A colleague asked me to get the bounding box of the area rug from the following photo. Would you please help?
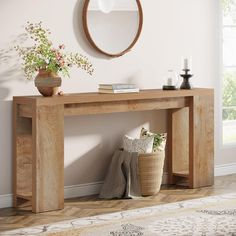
[1,193,236,236]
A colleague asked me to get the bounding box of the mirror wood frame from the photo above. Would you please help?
[82,0,143,58]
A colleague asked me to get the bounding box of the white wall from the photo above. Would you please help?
[0,0,226,198]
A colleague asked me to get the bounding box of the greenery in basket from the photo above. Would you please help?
[15,22,94,80]
[140,127,167,152]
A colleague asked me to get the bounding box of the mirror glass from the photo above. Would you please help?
[83,0,142,57]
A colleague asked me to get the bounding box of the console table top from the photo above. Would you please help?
[13,88,213,106]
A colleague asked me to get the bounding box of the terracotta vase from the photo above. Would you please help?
[34,70,62,97]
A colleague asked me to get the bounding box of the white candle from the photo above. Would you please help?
[182,57,192,70]
[183,58,188,70]
[167,77,173,86]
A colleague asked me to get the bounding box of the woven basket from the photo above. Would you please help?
[138,151,165,196]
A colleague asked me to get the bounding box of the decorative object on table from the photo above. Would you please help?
[57,90,64,96]
[34,69,62,97]
[98,83,139,93]
[180,57,193,89]
[15,22,94,97]
[99,83,136,90]
[162,69,179,90]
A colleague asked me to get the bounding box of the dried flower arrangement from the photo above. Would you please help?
[15,22,94,80]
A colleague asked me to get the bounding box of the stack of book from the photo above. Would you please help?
[98,83,139,94]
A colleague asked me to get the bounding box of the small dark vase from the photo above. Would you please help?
[180,69,193,90]
[34,70,62,97]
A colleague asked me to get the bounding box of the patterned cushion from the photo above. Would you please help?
[123,135,154,154]
[140,127,167,152]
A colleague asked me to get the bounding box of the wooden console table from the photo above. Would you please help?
[13,88,214,213]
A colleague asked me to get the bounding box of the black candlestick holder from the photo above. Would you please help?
[180,69,193,89]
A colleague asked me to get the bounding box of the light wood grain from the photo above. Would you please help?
[16,135,32,197]
[32,104,64,213]
[18,104,32,118]
[190,94,214,188]
[172,108,189,174]
[14,89,214,107]
[64,97,187,116]
[168,107,189,186]
[13,100,32,208]
[13,100,18,208]
[172,170,189,178]
[13,88,214,213]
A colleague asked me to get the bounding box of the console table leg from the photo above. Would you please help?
[13,101,18,208]
[13,101,33,208]
[168,108,189,185]
[189,95,214,188]
[32,105,64,213]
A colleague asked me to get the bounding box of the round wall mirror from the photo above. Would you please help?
[82,0,143,57]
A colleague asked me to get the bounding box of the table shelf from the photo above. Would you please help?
[172,171,189,178]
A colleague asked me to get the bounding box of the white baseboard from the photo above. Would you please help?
[1,163,236,209]
[214,163,236,176]
[0,194,13,209]
[0,174,169,209]
[64,181,103,199]
[0,181,104,209]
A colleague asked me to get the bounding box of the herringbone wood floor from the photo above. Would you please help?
[0,174,236,232]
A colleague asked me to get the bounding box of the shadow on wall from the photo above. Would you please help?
[0,84,9,100]
[0,34,28,194]
[0,33,27,100]
[72,0,110,60]
[64,110,167,186]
